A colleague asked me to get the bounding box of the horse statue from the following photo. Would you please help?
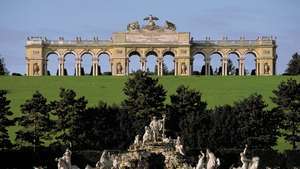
[127,21,140,31]
[164,20,176,31]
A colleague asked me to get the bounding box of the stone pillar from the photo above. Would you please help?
[140,57,146,72]
[174,59,178,76]
[222,58,228,76]
[92,57,98,76]
[75,58,81,76]
[256,59,260,76]
[239,58,245,76]
[205,57,210,75]
[157,58,163,76]
[59,59,64,76]
[125,58,129,75]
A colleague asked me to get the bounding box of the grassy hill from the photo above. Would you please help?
[0,75,299,151]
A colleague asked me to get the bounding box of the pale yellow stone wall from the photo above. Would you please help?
[25,34,276,76]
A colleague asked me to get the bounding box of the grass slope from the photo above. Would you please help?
[0,75,299,151]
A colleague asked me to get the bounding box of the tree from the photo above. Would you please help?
[209,94,282,149]
[271,79,300,149]
[285,52,300,75]
[233,94,282,149]
[15,91,52,150]
[166,85,209,149]
[121,71,166,136]
[0,90,13,149]
[0,56,9,75]
[74,101,131,150]
[50,88,87,147]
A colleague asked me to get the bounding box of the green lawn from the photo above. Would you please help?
[0,75,299,151]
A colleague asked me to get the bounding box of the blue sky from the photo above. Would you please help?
[0,0,299,74]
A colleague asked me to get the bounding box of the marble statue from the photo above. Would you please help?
[116,63,122,74]
[56,148,79,169]
[149,116,163,142]
[95,150,113,169]
[111,154,120,169]
[175,136,185,155]
[134,134,140,145]
[195,151,205,169]
[240,145,251,169]
[143,126,152,145]
[33,63,40,76]
[206,149,220,169]
[231,145,260,169]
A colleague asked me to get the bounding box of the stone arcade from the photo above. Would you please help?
[26,15,277,76]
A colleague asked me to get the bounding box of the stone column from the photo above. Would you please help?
[256,59,260,76]
[140,57,146,72]
[239,58,245,76]
[92,57,98,76]
[125,58,129,75]
[26,62,30,76]
[174,59,178,76]
[58,58,64,76]
[222,58,228,76]
[157,58,163,76]
[75,58,81,76]
[205,57,210,75]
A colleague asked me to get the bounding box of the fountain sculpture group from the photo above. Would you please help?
[56,115,260,169]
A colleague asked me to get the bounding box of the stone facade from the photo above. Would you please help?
[25,16,277,76]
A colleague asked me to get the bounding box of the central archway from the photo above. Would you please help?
[146,51,158,75]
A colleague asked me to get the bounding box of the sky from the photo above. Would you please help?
[0,0,299,75]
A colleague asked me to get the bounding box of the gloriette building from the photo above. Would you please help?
[25,15,277,76]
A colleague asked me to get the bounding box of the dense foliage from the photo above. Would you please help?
[121,71,166,136]
[272,79,300,149]
[166,85,209,149]
[0,90,13,149]
[285,53,300,75]
[50,88,88,147]
[15,91,53,148]
[0,72,297,152]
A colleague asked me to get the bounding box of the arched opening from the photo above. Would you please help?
[210,53,222,75]
[163,51,175,75]
[146,51,157,75]
[64,52,76,76]
[98,53,111,75]
[193,52,205,75]
[129,51,141,74]
[245,52,256,75]
[46,52,59,76]
[227,52,240,75]
[81,52,93,76]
